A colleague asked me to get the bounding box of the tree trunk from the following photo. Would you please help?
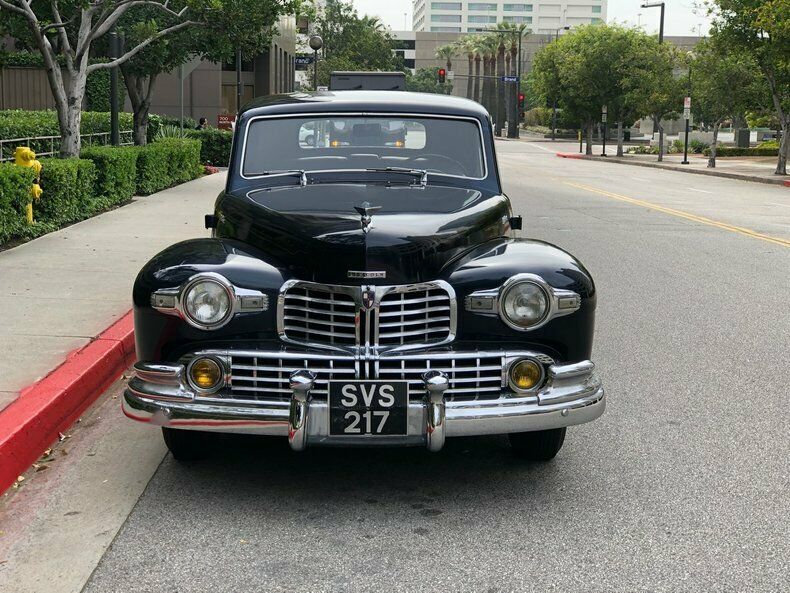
[123,69,158,146]
[585,122,593,155]
[708,122,720,168]
[777,119,789,176]
[760,61,787,175]
[495,42,505,136]
[481,57,489,113]
[59,63,89,158]
[473,55,481,104]
[616,121,624,157]
[507,47,518,138]
[486,56,496,115]
[466,55,474,100]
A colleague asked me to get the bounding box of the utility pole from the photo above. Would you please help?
[236,47,242,114]
[681,52,694,165]
[309,35,323,90]
[641,1,665,43]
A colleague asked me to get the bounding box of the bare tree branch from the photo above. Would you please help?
[89,0,189,42]
[86,19,196,73]
[48,0,74,68]
[0,0,28,16]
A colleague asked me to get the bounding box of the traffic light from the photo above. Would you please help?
[438,68,446,84]
[518,93,526,118]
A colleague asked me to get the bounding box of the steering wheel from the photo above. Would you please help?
[412,154,468,176]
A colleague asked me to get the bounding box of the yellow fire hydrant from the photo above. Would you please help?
[14,147,43,224]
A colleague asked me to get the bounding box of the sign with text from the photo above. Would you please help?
[217,114,236,130]
[501,75,519,83]
[684,96,691,109]
[295,54,314,70]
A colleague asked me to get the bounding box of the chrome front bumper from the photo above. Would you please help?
[123,351,604,451]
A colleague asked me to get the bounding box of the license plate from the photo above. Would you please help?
[328,381,408,436]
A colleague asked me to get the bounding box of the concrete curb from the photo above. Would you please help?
[0,311,134,494]
[556,152,788,186]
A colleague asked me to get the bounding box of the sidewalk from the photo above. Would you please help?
[533,139,789,186]
[0,173,223,489]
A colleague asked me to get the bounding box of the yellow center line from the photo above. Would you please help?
[563,181,790,249]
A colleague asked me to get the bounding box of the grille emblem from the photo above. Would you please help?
[347,270,386,279]
[361,289,376,310]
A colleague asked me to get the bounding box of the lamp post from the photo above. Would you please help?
[601,105,607,156]
[309,35,323,90]
[108,30,122,146]
[681,52,694,165]
[551,26,570,141]
[641,1,665,43]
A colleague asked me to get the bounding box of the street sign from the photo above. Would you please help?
[447,70,455,81]
[295,55,314,70]
[683,107,691,120]
[684,96,691,109]
[217,114,236,130]
[602,105,607,123]
[501,75,519,83]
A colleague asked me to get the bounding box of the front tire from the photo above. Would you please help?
[509,427,566,461]
[162,427,212,461]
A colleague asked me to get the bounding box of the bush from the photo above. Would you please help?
[37,158,99,224]
[627,145,659,154]
[702,146,780,157]
[524,107,553,127]
[0,163,36,244]
[187,128,233,166]
[80,145,139,204]
[147,114,198,142]
[688,139,709,154]
[758,139,779,149]
[0,109,134,159]
[135,138,202,195]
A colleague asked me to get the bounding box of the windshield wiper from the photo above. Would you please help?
[365,167,428,187]
[259,169,308,186]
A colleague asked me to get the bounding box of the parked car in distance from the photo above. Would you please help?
[124,91,605,461]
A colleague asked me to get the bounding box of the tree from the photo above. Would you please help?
[405,67,452,95]
[0,0,203,157]
[706,0,790,174]
[435,43,454,73]
[690,39,760,167]
[309,0,398,89]
[117,0,299,145]
[453,36,476,100]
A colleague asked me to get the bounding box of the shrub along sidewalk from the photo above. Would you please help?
[0,137,203,247]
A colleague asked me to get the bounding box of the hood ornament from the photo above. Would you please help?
[354,201,381,234]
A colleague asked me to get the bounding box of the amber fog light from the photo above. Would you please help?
[509,359,543,392]
[188,358,223,392]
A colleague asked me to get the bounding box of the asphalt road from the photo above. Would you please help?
[9,140,790,593]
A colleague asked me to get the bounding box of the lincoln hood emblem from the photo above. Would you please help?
[361,288,376,310]
[354,201,382,234]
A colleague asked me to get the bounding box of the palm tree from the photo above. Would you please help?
[360,15,386,32]
[435,44,455,74]
[454,37,477,100]
[495,34,506,135]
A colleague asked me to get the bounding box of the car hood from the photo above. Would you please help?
[215,183,510,285]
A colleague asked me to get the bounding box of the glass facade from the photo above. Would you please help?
[431,2,462,8]
[468,15,497,23]
[503,3,532,10]
[431,14,462,21]
[503,15,532,23]
[468,3,498,10]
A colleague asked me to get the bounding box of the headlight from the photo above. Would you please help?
[183,277,232,328]
[500,280,549,329]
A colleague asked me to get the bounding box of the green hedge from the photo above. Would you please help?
[187,128,232,166]
[37,158,99,224]
[136,138,203,195]
[702,146,780,157]
[80,145,139,205]
[0,164,36,244]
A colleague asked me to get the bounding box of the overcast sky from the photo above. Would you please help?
[352,0,712,37]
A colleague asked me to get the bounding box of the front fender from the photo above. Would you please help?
[133,238,287,362]
[443,238,597,362]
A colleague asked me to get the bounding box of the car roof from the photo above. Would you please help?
[239,91,490,120]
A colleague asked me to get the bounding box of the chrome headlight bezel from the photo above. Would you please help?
[464,273,582,332]
[499,277,551,331]
[181,274,235,330]
[150,272,269,331]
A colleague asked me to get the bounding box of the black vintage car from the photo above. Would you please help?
[124,91,604,461]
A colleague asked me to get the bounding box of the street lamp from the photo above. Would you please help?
[309,35,323,91]
[551,26,570,142]
[681,51,695,165]
[641,1,665,44]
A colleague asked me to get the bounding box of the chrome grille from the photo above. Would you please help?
[224,351,511,402]
[278,280,456,353]
[280,285,357,347]
[376,286,453,347]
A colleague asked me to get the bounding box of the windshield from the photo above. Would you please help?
[241,116,486,180]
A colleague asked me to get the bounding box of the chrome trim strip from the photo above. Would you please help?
[152,272,269,331]
[238,112,490,182]
[465,273,582,332]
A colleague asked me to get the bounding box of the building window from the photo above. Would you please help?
[431,14,462,22]
[468,15,496,23]
[592,5,601,13]
[503,15,531,23]
[404,58,416,68]
[468,3,497,11]
[591,17,602,23]
[504,3,532,10]
[431,2,462,8]
[430,26,462,32]
[392,39,416,50]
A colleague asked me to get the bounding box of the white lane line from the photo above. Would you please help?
[687,187,713,194]
[766,202,790,208]
[527,143,561,153]
[631,177,649,182]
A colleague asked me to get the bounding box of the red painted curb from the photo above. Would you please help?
[0,311,135,494]
[556,152,585,159]
[783,180,790,187]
